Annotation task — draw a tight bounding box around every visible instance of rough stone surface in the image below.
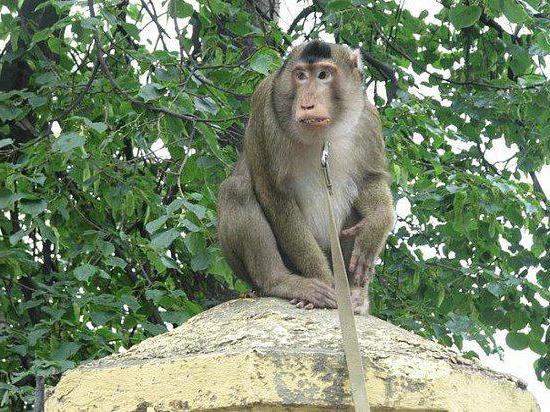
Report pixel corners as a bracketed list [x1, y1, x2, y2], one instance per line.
[45, 297, 539, 411]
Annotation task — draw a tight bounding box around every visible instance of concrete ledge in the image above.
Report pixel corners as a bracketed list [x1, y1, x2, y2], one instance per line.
[45, 298, 539, 411]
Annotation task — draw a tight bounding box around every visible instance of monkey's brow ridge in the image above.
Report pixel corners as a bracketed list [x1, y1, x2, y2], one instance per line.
[299, 40, 332, 64]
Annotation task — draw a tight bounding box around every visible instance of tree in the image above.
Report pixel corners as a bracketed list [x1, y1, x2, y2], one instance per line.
[0, 0, 548, 409]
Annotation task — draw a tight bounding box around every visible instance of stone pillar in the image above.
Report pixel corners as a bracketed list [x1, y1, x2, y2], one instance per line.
[45, 298, 539, 411]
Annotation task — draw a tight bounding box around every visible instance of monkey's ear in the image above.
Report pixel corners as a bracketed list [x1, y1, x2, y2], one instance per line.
[350, 48, 363, 71]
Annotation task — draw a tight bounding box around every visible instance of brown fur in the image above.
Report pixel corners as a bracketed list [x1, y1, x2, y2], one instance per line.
[217, 42, 394, 313]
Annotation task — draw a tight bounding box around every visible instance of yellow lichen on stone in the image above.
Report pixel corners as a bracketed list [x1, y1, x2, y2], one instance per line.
[45, 298, 540, 412]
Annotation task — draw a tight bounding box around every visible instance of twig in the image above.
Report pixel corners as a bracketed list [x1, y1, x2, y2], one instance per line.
[61, 59, 100, 117]
[142, 0, 168, 50]
[287, 4, 317, 37]
[33, 376, 45, 412]
[141, 0, 170, 38]
[362, 51, 398, 105]
[529, 172, 549, 213]
[479, 12, 520, 43]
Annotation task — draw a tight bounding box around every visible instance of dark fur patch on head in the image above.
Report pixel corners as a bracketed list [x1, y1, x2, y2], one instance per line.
[299, 40, 331, 64]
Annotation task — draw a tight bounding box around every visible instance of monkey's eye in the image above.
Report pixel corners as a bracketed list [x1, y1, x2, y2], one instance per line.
[317, 70, 331, 81]
[296, 71, 308, 82]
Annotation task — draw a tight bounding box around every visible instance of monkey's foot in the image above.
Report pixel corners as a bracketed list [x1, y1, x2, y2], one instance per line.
[352, 261, 375, 288]
[302, 278, 337, 308]
[350, 288, 370, 315]
[290, 299, 316, 310]
[239, 290, 258, 299]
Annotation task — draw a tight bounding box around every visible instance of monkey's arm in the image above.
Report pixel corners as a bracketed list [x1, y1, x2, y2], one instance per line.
[341, 177, 394, 285]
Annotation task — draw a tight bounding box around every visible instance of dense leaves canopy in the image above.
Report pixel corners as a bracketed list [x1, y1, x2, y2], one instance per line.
[0, 0, 549, 409]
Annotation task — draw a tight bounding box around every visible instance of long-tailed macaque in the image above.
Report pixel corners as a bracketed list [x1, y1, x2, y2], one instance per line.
[217, 40, 394, 314]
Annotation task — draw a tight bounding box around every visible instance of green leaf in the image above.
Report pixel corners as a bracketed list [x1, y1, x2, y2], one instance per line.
[120, 294, 141, 312]
[97, 239, 115, 257]
[249, 50, 277, 75]
[183, 232, 206, 255]
[20, 199, 47, 217]
[145, 289, 165, 303]
[0, 105, 23, 121]
[47, 37, 63, 54]
[168, 0, 194, 18]
[145, 216, 168, 233]
[142, 321, 166, 335]
[166, 198, 186, 214]
[180, 218, 201, 232]
[35, 72, 58, 86]
[73, 264, 98, 281]
[52, 133, 85, 153]
[80, 17, 101, 29]
[529, 339, 547, 355]
[191, 248, 210, 271]
[121, 22, 139, 40]
[51, 342, 81, 361]
[183, 200, 206, 219]
[506, 332, 529, 350]
[160, 310, 190, 324]
[534, 32, 550, 54]
[106, 256, 127, 269]
[0, 138, 13, 148]
[138, 83, 163, 102]
[90, 311, 115, 325]
[500, 0, 529, 23]
[32, 28, 52, 43]
[28, 94, 47, 108]
[449, 5, 482, 29]
[36, 218, 58, 246]
[518, 74, 547, 87]
[161, 255, 181, 270]
[84, 119, 108, 133]
[28, 329, 47, 346]
[326, 0, 352, 12]
[194, 96, 218, 114]
[9, 227, 32, 245]
[151, 228, 180, 250]
[127, 4, 141, 20]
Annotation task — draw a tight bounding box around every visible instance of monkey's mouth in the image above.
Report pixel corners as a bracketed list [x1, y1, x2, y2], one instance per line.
[298, 117, 331, 127]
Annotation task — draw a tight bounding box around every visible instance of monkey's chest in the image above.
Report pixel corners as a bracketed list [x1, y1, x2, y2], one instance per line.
[293, 172, 358, 250]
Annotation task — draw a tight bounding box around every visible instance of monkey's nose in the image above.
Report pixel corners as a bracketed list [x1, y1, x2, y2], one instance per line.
[301, 104, 315, 110]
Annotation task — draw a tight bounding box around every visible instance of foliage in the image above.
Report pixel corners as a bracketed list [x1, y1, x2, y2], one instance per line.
[0, 0, 548, 408]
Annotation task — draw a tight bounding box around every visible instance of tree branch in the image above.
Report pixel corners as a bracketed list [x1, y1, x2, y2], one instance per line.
[372, 23, 542, 91]
[86, 0, 243, 124]
[362, 51, 398, 105]
[529, 171, 549, 209]
[287, 4, 318, 37]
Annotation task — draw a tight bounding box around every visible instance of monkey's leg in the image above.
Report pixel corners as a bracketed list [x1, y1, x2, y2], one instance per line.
[340, 184, 394, 316]
[218, 170, 337, 309]
[340, 215, 372, 315]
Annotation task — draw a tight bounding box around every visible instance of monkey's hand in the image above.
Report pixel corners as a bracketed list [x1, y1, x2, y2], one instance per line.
[289, 279, 337, 309]
[341, 220, 376, 288]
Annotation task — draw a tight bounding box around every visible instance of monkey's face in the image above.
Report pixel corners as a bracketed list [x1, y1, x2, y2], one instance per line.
[272, 41, 365, 145]
[291, 62, 337, 130]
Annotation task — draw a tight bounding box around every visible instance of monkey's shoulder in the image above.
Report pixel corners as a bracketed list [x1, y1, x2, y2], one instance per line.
[250, 74, 276, 107]
[355, 101, 383, 143]
[218, 158, 254, 206]
[362, 100, 381, 121]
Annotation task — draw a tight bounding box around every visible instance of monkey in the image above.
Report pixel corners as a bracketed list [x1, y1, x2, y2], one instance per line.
[217, 40, 394, 314]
